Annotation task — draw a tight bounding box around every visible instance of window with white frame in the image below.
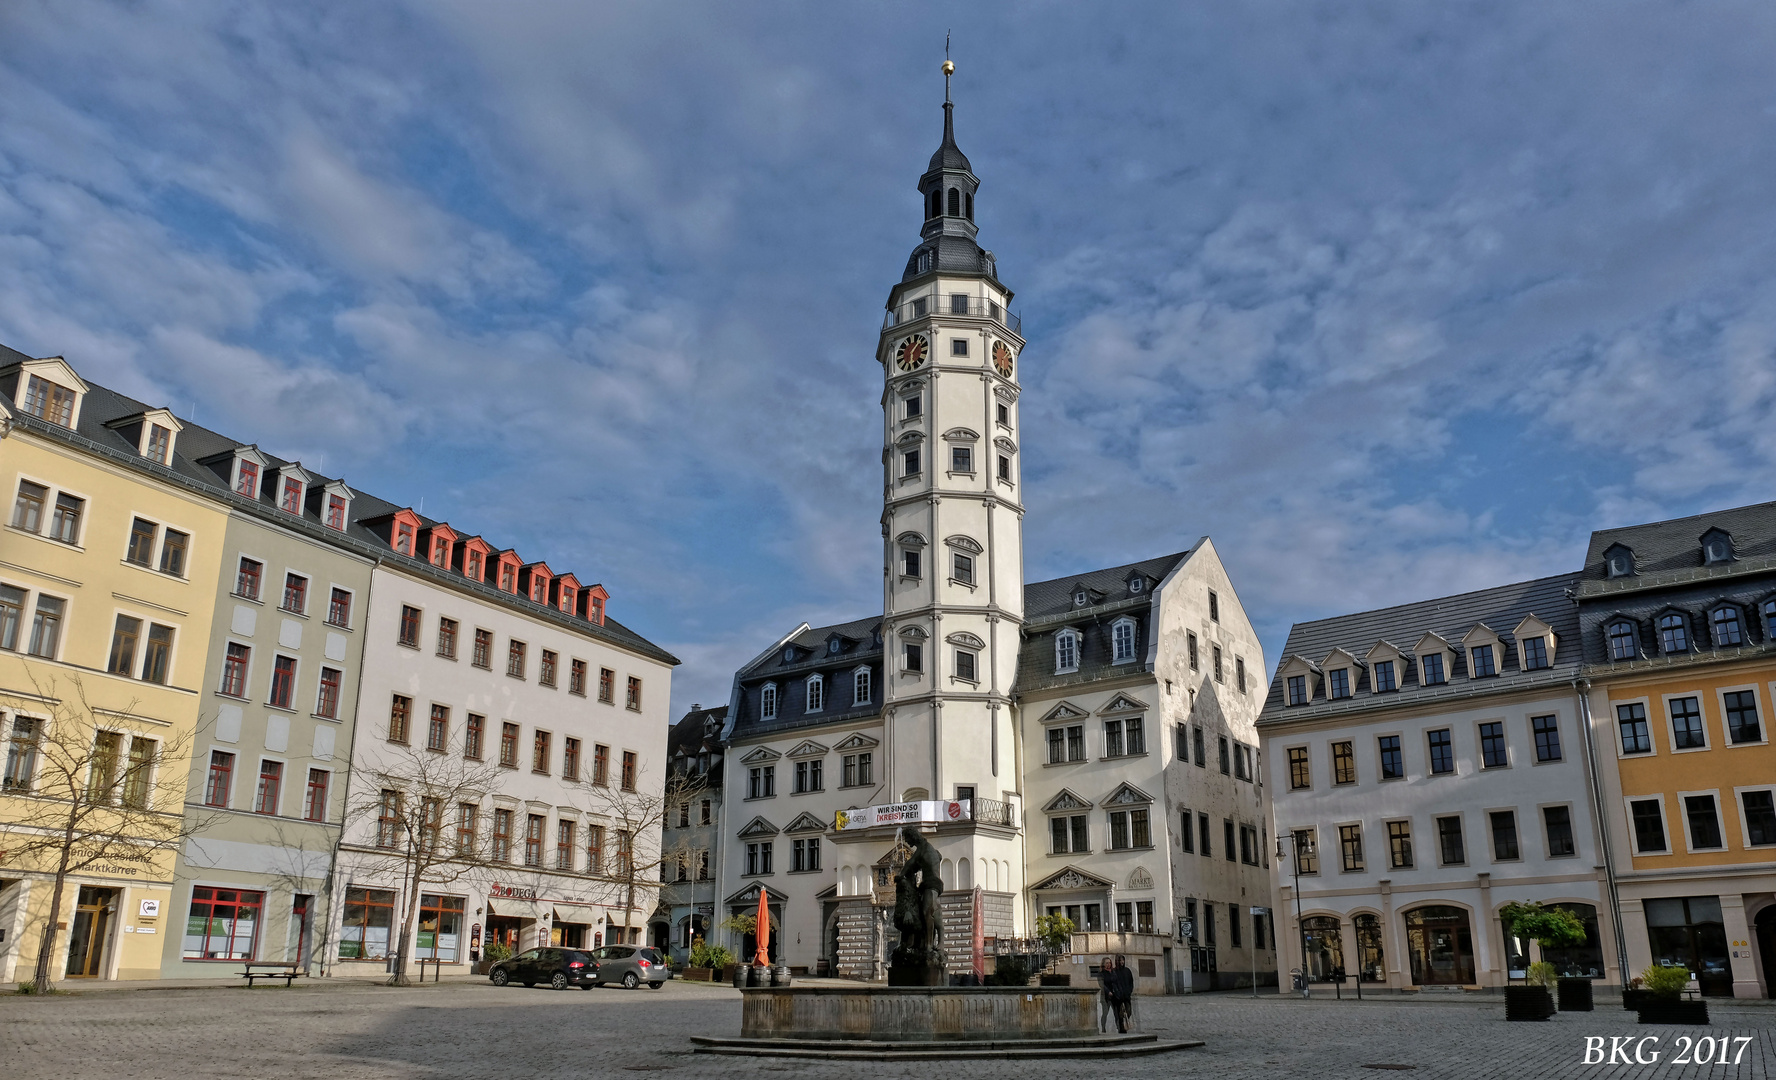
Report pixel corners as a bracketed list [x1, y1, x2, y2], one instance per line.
[1606, 620, 1638, 661]
[853, 667, 871, 706]
[806, 674, 824, 713]
[1712, 605, 1744, 647]
[760, 682, 777, 720]
[1054, 630, 1079, 674]
[1111, 618, 1136, 664]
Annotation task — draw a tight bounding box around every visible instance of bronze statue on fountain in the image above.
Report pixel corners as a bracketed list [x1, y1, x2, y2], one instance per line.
[888, 825, 947, 986]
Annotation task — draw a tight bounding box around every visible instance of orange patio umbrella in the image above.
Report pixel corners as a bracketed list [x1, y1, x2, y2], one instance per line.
[753, 887, 771, 966]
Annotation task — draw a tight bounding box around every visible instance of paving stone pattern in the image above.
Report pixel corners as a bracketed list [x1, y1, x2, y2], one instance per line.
[3, 981, 1773, 1080]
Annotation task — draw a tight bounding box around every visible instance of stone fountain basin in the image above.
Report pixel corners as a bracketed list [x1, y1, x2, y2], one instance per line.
[740, 985, 1098, 1042]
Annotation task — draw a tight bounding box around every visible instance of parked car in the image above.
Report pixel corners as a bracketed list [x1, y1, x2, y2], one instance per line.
[488, 947, 597, 990]
[588, 945, 672, 989]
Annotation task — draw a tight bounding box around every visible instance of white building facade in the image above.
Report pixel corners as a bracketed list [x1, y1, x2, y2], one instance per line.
[1259, 574, 1620, 993]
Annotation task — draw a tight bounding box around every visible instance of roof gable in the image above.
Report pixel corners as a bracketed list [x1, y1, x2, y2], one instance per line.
[1103, 782, 1154, 806]
[1038, 701, 1089, 723]
[739, 746, 781, 764]
[1031, 865, 1114, 891]
[736, 816, 779, 838]
[833, 732, 880, 752]
[1097, 693, 1151, 715]
[783, 812, 828, 834]
[1042, 788, 1093, 812]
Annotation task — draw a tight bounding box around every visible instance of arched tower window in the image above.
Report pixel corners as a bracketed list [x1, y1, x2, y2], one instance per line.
[928, 190, 940, 220]
[947, 187, 960, 216]
[965, 192, 974, 220]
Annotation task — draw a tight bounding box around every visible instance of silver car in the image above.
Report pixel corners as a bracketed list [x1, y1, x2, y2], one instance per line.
[588, 945, 671, 989]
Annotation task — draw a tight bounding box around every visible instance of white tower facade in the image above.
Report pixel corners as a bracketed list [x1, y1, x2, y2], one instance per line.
[878, 86, 1028, 912]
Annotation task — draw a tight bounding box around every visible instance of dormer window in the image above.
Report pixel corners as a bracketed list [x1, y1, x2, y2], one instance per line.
[1604, 543, 1635, 578]
[784, 646, 797, 663]
[432, 537, 450, 565]
[395, 521, 415, 555]
[320, 481, 353, 532]
[1287, 675, 1308, 706]
[1372, 659, 1396, 692]
[1659, 613, 1690, 654]
[1469, 644, 1496, 678]
[280, 476, 303, 514]
[326, 494, 346, 530]
[1129, 576, 1143, 595]
[1702, 529, 1734, 565]
[1606, 619, 1638, 661]
[1055, 629, 1080, 674]
[146, 424, 172, 464]
[1074, 590, 1087, 607]
[1712, 605, 1744, 647]
[22, 374, 77, 427]
[806, 674, 824, 713]
[1111, 617, 1137, 664]
[1421, 653, 1446, 686]
[1521, 636, 1548, 670]
[761, 682, 778, 720]
[1327, 668, 1352, 699]
[235, 460, 259, 497]
[1762, 599, 1776, 638]
[829, 638, 842, 655]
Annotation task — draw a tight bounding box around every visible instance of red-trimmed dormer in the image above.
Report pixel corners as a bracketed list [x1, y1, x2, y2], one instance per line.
[521, 562, 554, 606]
[456, 536, 494, 583]
[420, 522, 459, 570]
[492, 549, 522, 594]
[552, 573, 581, 616]
[578, 584, 609, 626]
[388, 508, 423, 558]
[270, 464, 314, 517]
[315, 480, 355, 532]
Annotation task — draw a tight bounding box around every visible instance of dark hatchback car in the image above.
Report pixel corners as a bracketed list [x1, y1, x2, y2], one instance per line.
[488, 947, 596, 990]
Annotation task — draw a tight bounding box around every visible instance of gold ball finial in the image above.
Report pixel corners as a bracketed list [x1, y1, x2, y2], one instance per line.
[942, 59, 954, 76]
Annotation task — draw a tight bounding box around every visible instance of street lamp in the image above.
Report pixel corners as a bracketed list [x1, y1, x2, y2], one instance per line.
[1277, 831, 1316, 998]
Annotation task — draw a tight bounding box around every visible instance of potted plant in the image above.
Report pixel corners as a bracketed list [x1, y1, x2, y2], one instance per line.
[1500, 903, 1586, 1020]
[474, 942, 513, 977]
[1622, 975, 1649, 1011]
[683, 937, 717, 982]
[1034, 912, 1075, 986]
[1636, 965, 1708, 1025]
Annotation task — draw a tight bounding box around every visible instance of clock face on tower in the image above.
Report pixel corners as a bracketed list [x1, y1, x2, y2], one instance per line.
[992, 340, 1015, 377]
[895, 335, 929, 372]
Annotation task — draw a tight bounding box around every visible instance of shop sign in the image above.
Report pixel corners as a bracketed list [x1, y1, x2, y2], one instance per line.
[833, 800, 970, 831]
[489, 883, 539, 901]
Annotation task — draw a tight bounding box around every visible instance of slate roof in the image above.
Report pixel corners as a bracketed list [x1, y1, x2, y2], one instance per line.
[3, 354, 678, 666]
[667, 705, 727, 788]
[1015, 550, 1192, 695]
[1579, 499, 1776, 591]
[1257, 572, 1581, 726]
[926, 101, 973, 175]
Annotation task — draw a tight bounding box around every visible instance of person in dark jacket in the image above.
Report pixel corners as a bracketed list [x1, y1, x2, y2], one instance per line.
[1107, 953, 1136, 1033]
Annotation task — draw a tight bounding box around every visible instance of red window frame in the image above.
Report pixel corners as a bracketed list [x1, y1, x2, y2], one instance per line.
[428, 705, 449, 752]
[540, 650, 557, 687]
[524, 814, 545, 866]
[395, 522, 414, 555]
[281, 477, 303, 514]
[587, 825, 604, 873]
[562, 737, 580, 781]
[532, 730, 550, 774]
[255, 760, 282, 815]
[593, 744, 609, 786]
[472, 629, 492, 668]
[377, 790, 402, 848]
[315, 667, 341, 719]
[221, 643, 249, 697]
[282, 573, 307, 615]
[464, 714, 484, 760]
[492, 808, 513, 862]
[326, 494, 346, 530]
[557, 819, 575, 870]
[205, 750, 234, 807]
[569, 659, 586, 695]
[268, 656, 297, 709]
[598, 668, 614, 703]
[327, 588, 351, 627]
[235, 460, 258, 497]
[626, 676, 642, 711]
[499, 722, 519, 767]
[389, 695, 411, 744]
[183, 886, 264, 961]
[304, 768, 329, 822]
[621, 751, 637, 792]
[235, 557, 262, 600]
[507, 639, 526, 678]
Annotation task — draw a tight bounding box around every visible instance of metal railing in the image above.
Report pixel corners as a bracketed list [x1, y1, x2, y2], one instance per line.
[970, 798, 1016, 827]
[884, 293, 1020, 336]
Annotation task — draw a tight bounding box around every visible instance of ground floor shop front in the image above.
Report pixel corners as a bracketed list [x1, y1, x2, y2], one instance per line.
[0, 872, 175, 983]
[1617, 871, 1776, 998]
[1279, 875, 1619, 993]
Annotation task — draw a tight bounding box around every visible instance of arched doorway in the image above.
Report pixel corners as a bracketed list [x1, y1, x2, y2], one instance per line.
[1753, 905, 1776, 998]
[1300, 915, 1345, 982]
[1404, 906, 1475, 986]
[1353, 913, 1386, 983]
[1539, 903, 1605, 980]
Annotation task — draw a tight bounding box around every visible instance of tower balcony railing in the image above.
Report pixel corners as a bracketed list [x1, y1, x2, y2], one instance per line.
[969, 797, 1017, 828]
[883, 292, 1020, 336]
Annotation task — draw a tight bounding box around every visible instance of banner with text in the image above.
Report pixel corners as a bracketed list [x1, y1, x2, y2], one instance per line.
[833, 800, 971, 831]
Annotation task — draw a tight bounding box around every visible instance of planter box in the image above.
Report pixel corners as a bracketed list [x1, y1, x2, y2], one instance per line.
[1622, 989, 1652, 1011]
[684, 967, 713, 982]
[1504, 986, 1556, 1021]
[1637, 999, 1709, 1026]
[1557, 978, 1594, 1012]
[721, 964, 739, 986]
[1039, 974, 1072, 987]
[470, 960, 494, 976]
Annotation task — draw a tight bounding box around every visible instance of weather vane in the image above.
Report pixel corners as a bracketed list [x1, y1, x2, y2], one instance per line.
[943, 30, 953, 102]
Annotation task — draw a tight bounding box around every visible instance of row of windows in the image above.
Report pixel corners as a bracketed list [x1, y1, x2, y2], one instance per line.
[12, 478, 195, 579]
[385, 695, 637, 790]
[1051, 618, 1148, 675]
[1178, 898, 1272, 951]
[200, 749, 332, 821]
[1287, 805, 1578, 874]
[1604, 601, 1776, 661]
[746, 751, 874, 798]
[0, 580, 105, 674]
[897, 388, 1014, 430]
[1173, 808, 1267, 866]
[661, 848, 714, 882]
[1183, 629, 1248, 692]
[1285, 629, 1556, 707]
[218, 642, 342, 716]
[1284, 715, 1562, 791]
[234, 557, 353, 627]
[370, 793, 633, 875]
[760, 668, 872, 719]
[1627, 789, 1776, 855]
[1045, 718, 1148, 764]
[1047, 806, 1157, 854]
[2, 717, 161, 808]
[1615, 689, 1766, 755]
[395, 604, 639, 707]
[741, 836, 823, 875]
[1165, 722, 1259, 782]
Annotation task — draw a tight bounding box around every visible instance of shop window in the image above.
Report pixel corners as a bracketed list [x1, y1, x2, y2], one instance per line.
[338, 887, 396, 960]
[183, 886, 263, 960]
[416, 895, 466, 962]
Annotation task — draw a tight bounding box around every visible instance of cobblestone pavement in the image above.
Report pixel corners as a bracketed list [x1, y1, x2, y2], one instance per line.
[4, 981, 1774, 1080]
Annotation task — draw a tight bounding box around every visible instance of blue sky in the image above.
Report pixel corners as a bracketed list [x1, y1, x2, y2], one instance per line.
[5, 3, 1776, 712]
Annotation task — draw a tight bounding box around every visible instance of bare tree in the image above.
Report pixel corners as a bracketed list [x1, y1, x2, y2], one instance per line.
[339, 743, 506, 986]
[570, 763, 707, 948]
[0, 672, 216, 994]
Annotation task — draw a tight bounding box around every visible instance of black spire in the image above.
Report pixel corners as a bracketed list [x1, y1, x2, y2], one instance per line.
[901, 49, 998, 285]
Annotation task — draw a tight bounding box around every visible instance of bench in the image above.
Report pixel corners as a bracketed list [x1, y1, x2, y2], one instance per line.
[239, 962, 307, 987]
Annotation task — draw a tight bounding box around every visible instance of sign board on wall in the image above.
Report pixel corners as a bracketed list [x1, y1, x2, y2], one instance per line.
[833, 800, 970, 831]
[139, 899, 161, 918]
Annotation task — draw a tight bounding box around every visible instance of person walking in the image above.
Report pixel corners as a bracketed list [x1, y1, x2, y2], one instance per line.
[1095, 956, 1116, 1033]
[1108, 952, 1136, 1033]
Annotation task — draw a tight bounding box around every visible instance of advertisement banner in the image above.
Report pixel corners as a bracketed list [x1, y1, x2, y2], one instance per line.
[833, 800, 970, 831]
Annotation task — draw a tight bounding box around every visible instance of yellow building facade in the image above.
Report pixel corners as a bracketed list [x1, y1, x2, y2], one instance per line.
[1, 353, 227, 983]
[1579, 506, 1776, 998]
